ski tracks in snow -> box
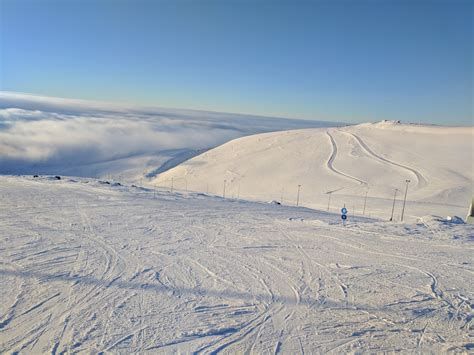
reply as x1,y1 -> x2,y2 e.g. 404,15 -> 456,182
345,132 -> 428,188
324,128 -> 428,195
1,177 -> 472,353
325,130 -> 368,193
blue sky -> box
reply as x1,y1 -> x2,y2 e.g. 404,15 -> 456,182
1,0 -> 472,124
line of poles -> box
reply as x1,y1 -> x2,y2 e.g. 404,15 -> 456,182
149,176 -> 413,222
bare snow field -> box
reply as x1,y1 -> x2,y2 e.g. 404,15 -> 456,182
153,121 -> 474,222
0,176 -> 473,353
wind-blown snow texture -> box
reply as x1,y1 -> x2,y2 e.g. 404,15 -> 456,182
0,176 -> 473,353
153,121 -> 474,222
0,92 -> 337,182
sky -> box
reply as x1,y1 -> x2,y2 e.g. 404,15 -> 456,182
0,0 -> 472,125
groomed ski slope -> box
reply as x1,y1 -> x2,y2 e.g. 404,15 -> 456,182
152,121 -> 473,221
0,176 -> 473,353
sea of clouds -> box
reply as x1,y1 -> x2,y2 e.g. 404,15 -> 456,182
0,92 -> 338,176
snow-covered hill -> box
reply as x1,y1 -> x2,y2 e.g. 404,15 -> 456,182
0,176 -> 473,353
153,121 -> 473,221
0,92 -> 338,182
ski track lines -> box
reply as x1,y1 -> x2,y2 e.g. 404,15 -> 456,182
308,224 -> 470,321
189,222 -> 302,354
325,130 -> 367,193
1,177 -> 473,353
282,219 -> 473,351
324,129 -> 429,195
346,131 -> 428,188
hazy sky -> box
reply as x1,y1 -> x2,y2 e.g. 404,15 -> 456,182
1,0 -> 472,124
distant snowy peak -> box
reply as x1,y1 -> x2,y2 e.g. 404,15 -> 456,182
353,120 -> 403,130
355,120 -> 470,135
373,119 -> 402,126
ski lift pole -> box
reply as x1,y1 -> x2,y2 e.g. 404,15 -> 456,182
390,188 -> 398,221
401,180 -> 410,222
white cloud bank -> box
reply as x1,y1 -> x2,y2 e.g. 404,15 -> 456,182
0,108 -> 238,163
0,92 -> 339,176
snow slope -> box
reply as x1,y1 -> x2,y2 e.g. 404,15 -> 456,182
0,92 -> 339,182
0,176 -> 473,353
153,121 -> 474,221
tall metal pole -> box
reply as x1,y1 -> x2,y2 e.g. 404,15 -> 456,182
223,179 -> 227,198
296,184 -> 301,206
362,188 -> 369,215
467,197 -> 474,223
327,192 -> 332,211
390,188 -> 398,221
401,180 -> 410,222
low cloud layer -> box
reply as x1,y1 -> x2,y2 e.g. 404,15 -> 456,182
0,92 -> 337,176
0,108 -> 240,164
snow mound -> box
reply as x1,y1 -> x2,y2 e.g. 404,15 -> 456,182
417,215 -> 465,225
445,215 -> 465,224
153,123 -> 473,222
268,200 -> 281,205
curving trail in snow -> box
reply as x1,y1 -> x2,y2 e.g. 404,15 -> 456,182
346,131 -> 428,188
325,130 -> 367,193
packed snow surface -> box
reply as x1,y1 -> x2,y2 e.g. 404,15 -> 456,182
1,176 -> 473,353
153,122 -> 474,222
